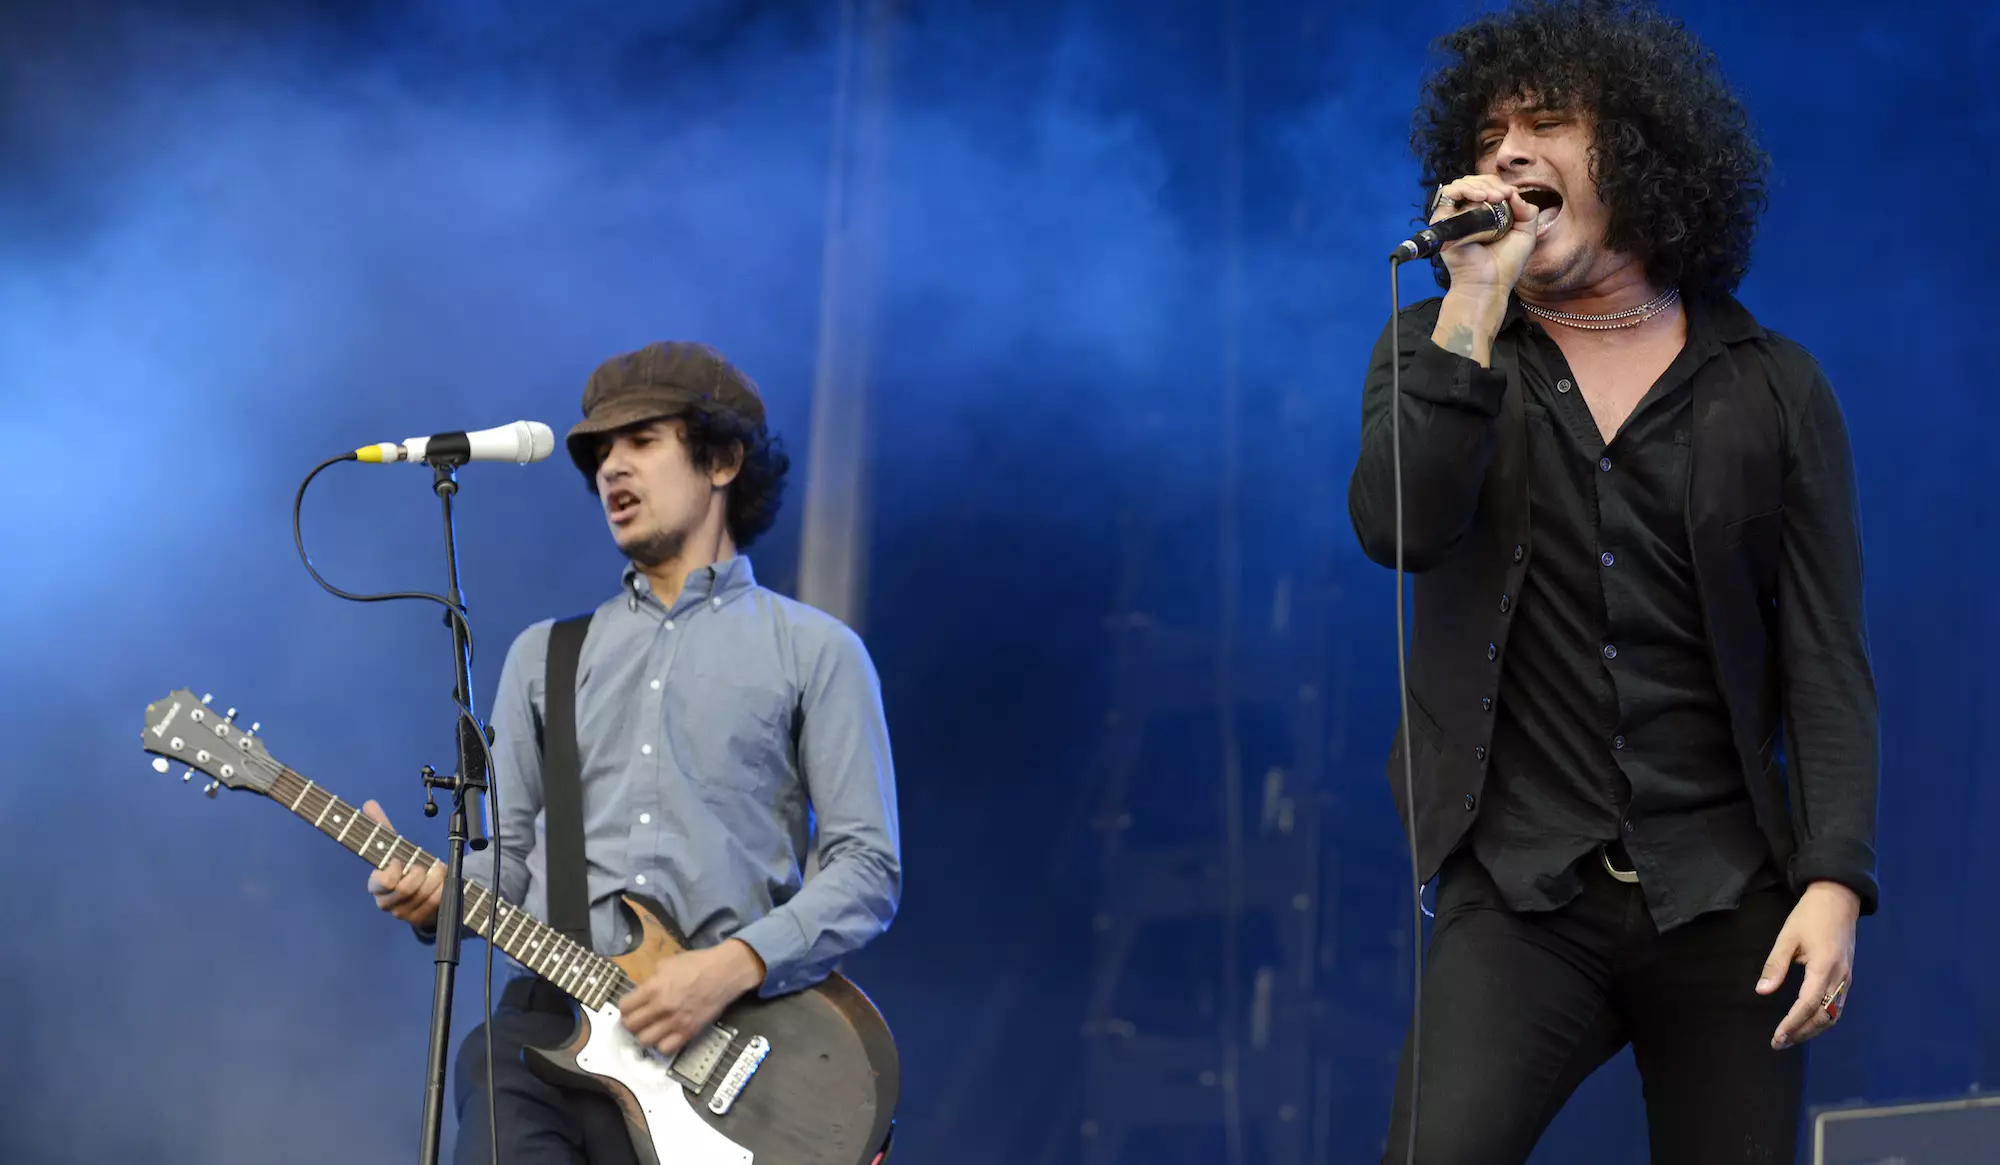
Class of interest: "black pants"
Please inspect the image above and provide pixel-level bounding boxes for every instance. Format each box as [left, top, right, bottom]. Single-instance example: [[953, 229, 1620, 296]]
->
[[1382, 847, 1807, 1165], [453, 977, 640, 1165]]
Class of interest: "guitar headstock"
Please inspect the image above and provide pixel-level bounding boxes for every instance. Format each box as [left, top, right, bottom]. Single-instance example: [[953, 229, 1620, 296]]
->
[[141, 689, 277, 798]]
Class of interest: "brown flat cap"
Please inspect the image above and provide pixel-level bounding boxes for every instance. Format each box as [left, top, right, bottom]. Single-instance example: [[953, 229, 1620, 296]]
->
[[564, 341, 767, 478]]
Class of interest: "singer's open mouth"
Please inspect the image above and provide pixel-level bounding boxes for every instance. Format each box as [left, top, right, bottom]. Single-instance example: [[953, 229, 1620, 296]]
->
[[1520, 188, 1563, 236], [607, 489, 642, 523]]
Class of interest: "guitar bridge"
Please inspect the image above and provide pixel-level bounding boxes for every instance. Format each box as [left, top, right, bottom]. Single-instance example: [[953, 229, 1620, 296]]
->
[[707, 1036, 770, 1116], [666, 1023, 737, 1090]]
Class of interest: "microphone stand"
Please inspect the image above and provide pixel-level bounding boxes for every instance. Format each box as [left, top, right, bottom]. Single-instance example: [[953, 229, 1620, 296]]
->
[[418, 454, 490, 1165]]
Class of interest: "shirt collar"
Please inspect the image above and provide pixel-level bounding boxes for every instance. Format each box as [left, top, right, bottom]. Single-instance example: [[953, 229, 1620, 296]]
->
[[621, 555, 758, 613], [1682, 290, 1763, 346]]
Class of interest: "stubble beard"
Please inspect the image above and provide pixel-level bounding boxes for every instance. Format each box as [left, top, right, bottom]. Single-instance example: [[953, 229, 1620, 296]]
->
[[619, 525, 687, 570]]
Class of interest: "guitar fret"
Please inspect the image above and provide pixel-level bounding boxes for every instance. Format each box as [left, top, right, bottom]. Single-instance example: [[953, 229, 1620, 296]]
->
[[289, 780, 316, 812], [311, 794, 335, 830], [467, 886, 493, 935], [330, 803, 354, 842], [359, 821, 387, 866]]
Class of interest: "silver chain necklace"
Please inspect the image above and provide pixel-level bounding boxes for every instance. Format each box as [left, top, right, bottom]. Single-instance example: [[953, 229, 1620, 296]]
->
[[1520, 286, 1680, 331]]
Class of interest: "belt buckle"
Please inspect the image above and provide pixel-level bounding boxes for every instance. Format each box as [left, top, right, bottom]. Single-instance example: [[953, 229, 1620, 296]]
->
[[1599, 844, 1640, 884]]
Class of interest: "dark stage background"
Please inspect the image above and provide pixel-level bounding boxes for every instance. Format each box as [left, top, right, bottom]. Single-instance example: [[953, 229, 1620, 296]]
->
[[1, 1, 1995, 1162]]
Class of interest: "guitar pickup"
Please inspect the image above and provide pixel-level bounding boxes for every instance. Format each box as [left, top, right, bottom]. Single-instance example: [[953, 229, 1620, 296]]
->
[[707, 1037, 771, 1116], [665, 1023, 737, 1090]]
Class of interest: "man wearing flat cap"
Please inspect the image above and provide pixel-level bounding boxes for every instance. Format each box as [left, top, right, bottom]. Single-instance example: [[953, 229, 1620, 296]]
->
[[361, 342, 902, 1162]]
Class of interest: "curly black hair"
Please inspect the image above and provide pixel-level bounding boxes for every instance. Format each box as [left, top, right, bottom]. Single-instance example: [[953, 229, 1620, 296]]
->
[[1412, 0, 1769, 294], [681, 406, 790, 549]]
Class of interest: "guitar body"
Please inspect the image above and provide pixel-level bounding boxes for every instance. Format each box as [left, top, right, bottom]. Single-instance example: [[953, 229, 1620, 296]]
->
[[522, 895, 899, 1165]]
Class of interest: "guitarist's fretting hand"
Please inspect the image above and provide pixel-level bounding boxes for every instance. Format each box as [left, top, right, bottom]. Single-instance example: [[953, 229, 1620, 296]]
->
[[362, 800, 445, 928], [621, 939, 768, 1055]]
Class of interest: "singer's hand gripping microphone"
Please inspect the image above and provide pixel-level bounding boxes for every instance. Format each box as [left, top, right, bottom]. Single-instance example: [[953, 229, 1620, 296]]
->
[[1391, 200, 1515, 262]]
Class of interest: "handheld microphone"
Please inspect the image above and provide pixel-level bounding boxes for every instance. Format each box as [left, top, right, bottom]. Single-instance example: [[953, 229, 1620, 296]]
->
[[353, 420, 556, 466], [1391, 200, 1514, 262]]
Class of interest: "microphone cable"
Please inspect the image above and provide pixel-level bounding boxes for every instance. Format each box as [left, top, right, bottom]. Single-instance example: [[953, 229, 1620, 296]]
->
[[1386, 257, 1425, 1165], [293, 453, 504, 1165]]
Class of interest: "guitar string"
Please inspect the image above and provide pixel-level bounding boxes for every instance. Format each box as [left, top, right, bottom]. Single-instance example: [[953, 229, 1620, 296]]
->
[[235, 751, 761, 1068]]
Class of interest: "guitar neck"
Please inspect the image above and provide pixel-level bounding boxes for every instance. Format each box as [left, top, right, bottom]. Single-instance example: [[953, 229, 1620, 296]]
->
[[263, 764, 630, 1011]]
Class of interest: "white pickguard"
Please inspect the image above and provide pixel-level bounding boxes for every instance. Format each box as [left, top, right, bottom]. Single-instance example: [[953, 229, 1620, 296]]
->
[[572, 1003, 755, 1164]]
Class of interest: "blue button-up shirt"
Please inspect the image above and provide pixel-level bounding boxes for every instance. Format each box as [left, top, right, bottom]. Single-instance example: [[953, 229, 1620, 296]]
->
[[479, 555, 900, 997]]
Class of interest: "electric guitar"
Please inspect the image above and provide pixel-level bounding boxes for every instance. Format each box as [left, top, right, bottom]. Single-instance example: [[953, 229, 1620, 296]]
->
[[140, 689, 898, 1165]]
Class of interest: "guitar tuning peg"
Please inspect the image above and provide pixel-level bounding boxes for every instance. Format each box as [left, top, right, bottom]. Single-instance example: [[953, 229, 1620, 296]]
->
[[246, 722, 260, 737], [225, 707, 238, 723], [182, 769, 195, 782], [151, 758, 170, 774], [203, 780, 221, 798], [201, 694, 214, 705]]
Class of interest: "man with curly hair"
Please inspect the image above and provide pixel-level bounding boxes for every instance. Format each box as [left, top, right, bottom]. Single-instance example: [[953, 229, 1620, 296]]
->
[[364, 342, 902, 1163], [1348, 2, 1875, 1161]]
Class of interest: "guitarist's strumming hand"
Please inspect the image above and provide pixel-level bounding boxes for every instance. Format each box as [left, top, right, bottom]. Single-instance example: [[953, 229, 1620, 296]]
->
[[621, 939, 768, 1055], [362, 800, 445, 928]]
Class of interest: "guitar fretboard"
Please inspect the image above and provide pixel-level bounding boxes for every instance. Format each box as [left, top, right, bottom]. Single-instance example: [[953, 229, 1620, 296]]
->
[[265, 764, 633, 1011]]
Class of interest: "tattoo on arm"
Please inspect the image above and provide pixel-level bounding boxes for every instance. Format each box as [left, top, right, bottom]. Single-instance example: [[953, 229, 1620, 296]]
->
[[1441, 324, 1476, 358]]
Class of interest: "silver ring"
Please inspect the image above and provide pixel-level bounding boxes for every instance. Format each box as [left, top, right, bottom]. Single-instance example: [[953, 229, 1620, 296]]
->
[[1430, 186, 1455, 215]]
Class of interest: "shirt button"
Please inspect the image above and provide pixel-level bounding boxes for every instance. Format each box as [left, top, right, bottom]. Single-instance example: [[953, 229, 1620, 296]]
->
[[1513, 544, 1525, 563], [639, 813, 651, 825], [1481, 696, 1493, 712], [649, 679, 661, 691], [1486, 643, 1498, 661], [1602, 643, 1618, 660], [1474, 745, 1487, 762], [1613, 735, 1626, 750], [1498, 594, 1511, 613], [665, 620, 676, 631], [1557, 378, 1574, 393], [1600, 551, 1616, 567], [711, 598, 722, 610], [1464, 793, 1476, 811], [634, 875, 647, 886], [1599, 456, 1612, 473], [640, 744, 654, 756]]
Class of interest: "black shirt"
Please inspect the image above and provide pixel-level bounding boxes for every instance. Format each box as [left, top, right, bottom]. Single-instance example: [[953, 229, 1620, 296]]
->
[[1346, 291, 1880, 919], [1471, 314, 1775, 929]]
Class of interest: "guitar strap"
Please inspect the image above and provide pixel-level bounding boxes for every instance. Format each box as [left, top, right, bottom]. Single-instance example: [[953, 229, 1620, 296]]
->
[[542, 613, 594, 946]]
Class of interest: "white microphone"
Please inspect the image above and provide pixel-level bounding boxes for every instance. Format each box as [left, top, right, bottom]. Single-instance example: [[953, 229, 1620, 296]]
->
[[353, 420, 556, 466]]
